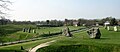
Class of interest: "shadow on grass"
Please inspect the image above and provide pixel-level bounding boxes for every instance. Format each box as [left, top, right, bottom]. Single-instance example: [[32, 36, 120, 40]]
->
[[37, 44, 120, 52], [100, 37, 110, 40], [0, 49, 26, 52]]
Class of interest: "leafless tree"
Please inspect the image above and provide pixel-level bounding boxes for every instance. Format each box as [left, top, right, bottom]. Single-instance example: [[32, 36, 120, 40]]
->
[[0, 0, 12, 17]]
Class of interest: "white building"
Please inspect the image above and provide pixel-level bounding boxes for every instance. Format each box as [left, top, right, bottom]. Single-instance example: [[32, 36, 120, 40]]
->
[[104, 21, 110, 26], [73, 21, 79, 27]]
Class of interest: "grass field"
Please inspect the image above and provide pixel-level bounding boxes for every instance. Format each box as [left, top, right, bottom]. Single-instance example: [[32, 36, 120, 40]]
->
[[0, 36, 60, 52], [37, 26, 120, 52], [0, 25, 83, 52], [0, 24, 81, 42], [1, 25, 120, 52], [0, 24, 36, 42]]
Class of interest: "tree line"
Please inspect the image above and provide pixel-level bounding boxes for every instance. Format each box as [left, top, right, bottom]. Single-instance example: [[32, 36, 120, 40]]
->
[[0, 0, 119, 26], [0, 16, 119, 26]]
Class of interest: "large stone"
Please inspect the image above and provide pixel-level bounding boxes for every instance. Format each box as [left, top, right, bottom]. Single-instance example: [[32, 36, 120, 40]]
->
[[21, 46, 24, 50], [114, 26, 118, 32], [104, 25, 107, 29], [25, 28, 28, 32], [28, 28, 31, 33], [83, 24, 86, 26], [22, 28, 26, 32], [96, 24, 99, 26], [63, 27, 72, 37], [33, 29, 36, 33], [87, 27, 101, 39], [107, 26, 110, 31]]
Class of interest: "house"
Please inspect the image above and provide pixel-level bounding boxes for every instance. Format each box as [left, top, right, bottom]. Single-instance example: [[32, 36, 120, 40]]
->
[[104, 21, 110, 26], [82, 24, 86, 26], [96, 23, 99, 26], [118, 22, 120, 26], [73, 21, 79, 27]]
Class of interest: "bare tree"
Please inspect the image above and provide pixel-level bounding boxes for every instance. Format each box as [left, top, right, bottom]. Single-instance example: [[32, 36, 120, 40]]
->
[[0, 0, 12, 17]]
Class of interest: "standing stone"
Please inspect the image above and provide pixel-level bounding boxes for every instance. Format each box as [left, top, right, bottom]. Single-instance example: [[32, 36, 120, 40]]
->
[[95, 28, 101, 39], [33, 29, 36, 33], [96, 24, 99, 26], [22, 28, 25, 32], [83, 24, 86, 26], [25, 28, 28, 32], [114, 26, 118, 32], [21, 46, 24, 50], [104, 25, 107, 29], [87, 27, 101, 39], [28, 28, 31, 33], [33, 29, 35, 33], [63, 27, 72, 37], [87, 28, 95, 38], [107, 26, 110, 31]]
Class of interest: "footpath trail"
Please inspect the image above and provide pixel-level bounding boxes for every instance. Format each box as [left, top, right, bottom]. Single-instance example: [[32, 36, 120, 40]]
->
[[29, 28, 87, 52], [29, 40, 56, 52]]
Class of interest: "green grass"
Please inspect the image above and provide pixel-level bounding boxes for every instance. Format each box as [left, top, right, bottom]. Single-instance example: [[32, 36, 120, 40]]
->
[[36, 26, 82, 34], [0, 26, 120, 52], [107, 26, 120, 31], [0, 36, 60, 52], [37, 26, 120, 52], [0, 31, 36, 42], [0, 26, 83, 52], [0, 25, 82, 42], [0, 24, 36, 42]]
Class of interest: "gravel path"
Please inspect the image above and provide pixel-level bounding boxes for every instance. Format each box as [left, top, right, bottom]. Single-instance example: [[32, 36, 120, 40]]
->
[[29, 40, 56, 52]]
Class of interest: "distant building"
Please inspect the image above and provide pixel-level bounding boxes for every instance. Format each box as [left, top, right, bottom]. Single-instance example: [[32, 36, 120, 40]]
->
[[104, 21, 110, 26], [82, 24, 86, 26], [36, 23, 60, 27], [118, 22, 120, 26], [96, 23, 99, 26], [0, 18, 10, 25], [73, 21, 79, 27]]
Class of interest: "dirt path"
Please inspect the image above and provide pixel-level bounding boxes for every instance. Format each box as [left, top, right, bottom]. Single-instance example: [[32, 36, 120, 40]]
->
[[29, 40, 56, 52]]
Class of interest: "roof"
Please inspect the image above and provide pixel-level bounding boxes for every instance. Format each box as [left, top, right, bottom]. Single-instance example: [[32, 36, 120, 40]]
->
[[73, 21, 78, 24], [104, 21, 110, 25]]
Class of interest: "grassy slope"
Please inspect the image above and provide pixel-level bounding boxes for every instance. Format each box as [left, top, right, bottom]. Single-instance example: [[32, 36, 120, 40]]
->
[[0, 36, 60, 52], [0, 25, 81, 42], [0, 26, 82, 52], [37, 26, 120, 52], [0, 24, 36, 42]]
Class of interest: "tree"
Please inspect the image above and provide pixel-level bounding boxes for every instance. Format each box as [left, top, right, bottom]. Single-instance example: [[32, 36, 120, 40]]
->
[[100, 17, 118, 26], [0, 16, 11, 25], [64, 19, 68, 25], [0, 0, 12, 17], [46, 20, 49, 25], [110, 18, 118, 26]]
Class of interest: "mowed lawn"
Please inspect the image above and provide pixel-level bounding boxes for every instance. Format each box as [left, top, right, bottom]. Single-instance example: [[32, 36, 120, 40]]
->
[[0, 26, 82, 52], [37, 26, 120, 52], [0, 24, 81, 42], [36, 26, 82, 34], [0, 37, 60, 52], [0, 24, 36, 42], [1, 26, 120, 52]]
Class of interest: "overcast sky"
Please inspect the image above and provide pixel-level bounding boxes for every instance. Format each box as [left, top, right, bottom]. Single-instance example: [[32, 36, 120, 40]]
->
[[8, 0, 120, 21]]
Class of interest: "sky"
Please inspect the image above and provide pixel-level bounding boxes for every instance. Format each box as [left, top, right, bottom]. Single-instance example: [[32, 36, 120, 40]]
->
[[8, 0, 120, 21]]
